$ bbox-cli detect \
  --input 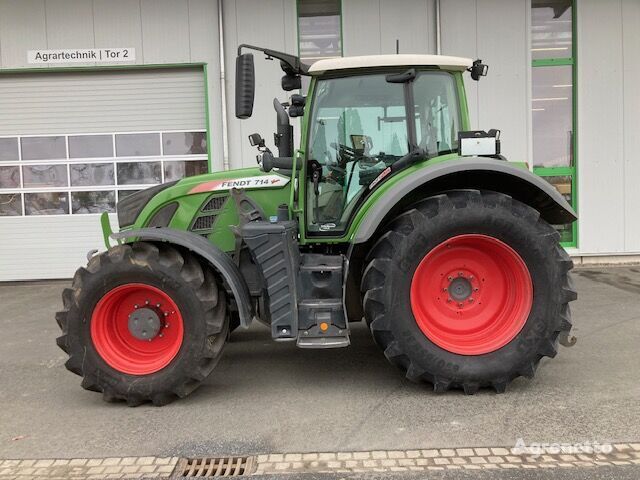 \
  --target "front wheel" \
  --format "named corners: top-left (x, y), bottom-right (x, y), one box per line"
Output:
top-left (56, 242), bottom-right (229, 406)
top-left (361, 190), bottom-right (576, 394)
